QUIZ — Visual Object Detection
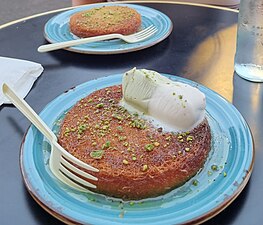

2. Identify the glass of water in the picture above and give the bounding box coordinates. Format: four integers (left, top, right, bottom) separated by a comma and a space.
234, 0, 263, 82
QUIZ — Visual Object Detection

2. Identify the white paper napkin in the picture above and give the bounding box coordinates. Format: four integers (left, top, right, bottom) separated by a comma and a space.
0, 56, 44, 106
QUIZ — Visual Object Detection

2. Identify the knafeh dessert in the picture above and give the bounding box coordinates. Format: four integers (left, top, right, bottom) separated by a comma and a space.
58, 68, 211, 200
69, 6, 142, 38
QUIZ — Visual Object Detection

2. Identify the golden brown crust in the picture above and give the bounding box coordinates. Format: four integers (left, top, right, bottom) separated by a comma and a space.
58, 85, 211, 200
69, 6, 142, 38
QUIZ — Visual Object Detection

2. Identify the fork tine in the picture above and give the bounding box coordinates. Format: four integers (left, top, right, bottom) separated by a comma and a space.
134, 28, 158, 42
56, 170, 88, 191
56, 142, 99, 172
133, 25, 154, 36
59, 163, 97, 189
61, 156, 98, 181
135, 27, 157, 39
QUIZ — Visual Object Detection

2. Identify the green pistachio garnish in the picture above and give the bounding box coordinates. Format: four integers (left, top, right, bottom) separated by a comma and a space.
192, 179, 199, 186
90, 150, 104, 159
102, 141, 111, 149
142, 164, 148, 171
96, 103, 104, 108
187, 135, 194, 141
165, 136, 171, 141
64, 127, 71, 135
112, 114, 123, 121
133, 112, 139, 117
102, 125, 109, 130
211, 165, 219, 171
145, 144, 154, 151
130, 119, 146, 129
123, 142, 129, 147
118, 136, 127, 141
117, 126, 123, 132
78, 124, 87, 134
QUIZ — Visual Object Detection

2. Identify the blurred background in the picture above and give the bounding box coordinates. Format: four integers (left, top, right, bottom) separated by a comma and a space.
0, 0, 239, 25
0, 0, 71, 25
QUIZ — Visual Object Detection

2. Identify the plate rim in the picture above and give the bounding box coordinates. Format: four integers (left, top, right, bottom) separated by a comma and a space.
43, 3, 173, 54
20, 74, 255, 225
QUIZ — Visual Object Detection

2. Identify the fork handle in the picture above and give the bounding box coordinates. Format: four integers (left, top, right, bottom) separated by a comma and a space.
2, 83, 57, 142
38, 33, 121, 52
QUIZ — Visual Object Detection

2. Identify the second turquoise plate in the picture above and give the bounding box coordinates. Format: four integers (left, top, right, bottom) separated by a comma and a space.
44, 3, 173, 54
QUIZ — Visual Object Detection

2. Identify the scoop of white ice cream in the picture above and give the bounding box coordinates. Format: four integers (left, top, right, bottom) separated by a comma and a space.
121, 68, 206, 132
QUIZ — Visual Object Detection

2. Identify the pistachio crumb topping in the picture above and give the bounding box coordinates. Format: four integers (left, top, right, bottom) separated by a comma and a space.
211, 165, 218, 171
96, 103, 104, 108
64, 127, 71, 135
192, 179, 198, 186
117, 126, 123, 132
123, 142, 129, 147
187, 135, 194, 142
123, 159, 129, 165
145, 144, 154, 151
90, 150, 104, 159
142, 164, 148, 171
130, 119, 146, 129
102, 141, 111, 149
78, 124, 87, 135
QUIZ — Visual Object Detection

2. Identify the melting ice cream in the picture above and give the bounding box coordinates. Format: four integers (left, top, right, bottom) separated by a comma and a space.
121, 68, 206, 132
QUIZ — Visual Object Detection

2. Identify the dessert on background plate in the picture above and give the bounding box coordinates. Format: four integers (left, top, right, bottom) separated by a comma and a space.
58, 68, 212, 200
43, 3, 173, 54
69, 5, 142, 38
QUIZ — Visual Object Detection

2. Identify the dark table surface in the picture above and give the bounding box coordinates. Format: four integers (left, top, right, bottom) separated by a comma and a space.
0, 2, 262, 225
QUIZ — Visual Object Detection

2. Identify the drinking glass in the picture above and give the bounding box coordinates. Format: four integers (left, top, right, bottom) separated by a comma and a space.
234, 0, 263, 82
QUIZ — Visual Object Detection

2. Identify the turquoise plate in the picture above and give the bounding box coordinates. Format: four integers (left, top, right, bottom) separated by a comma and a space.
20, 74, 254, 225
43, 3, 173, 54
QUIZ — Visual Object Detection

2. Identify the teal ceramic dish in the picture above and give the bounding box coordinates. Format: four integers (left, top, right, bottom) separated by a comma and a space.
20, 74, 254, 225
43, 3, 173, 54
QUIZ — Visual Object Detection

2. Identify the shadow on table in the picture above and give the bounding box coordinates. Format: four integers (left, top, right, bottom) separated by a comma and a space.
232, 72, 263, 144
204, 180, 251, 224
24, 187, 64, 225
44, 37, 171, 71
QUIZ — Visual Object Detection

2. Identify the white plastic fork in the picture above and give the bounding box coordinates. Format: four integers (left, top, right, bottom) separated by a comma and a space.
38, 25, 157, 52
2, 83, 99, 191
